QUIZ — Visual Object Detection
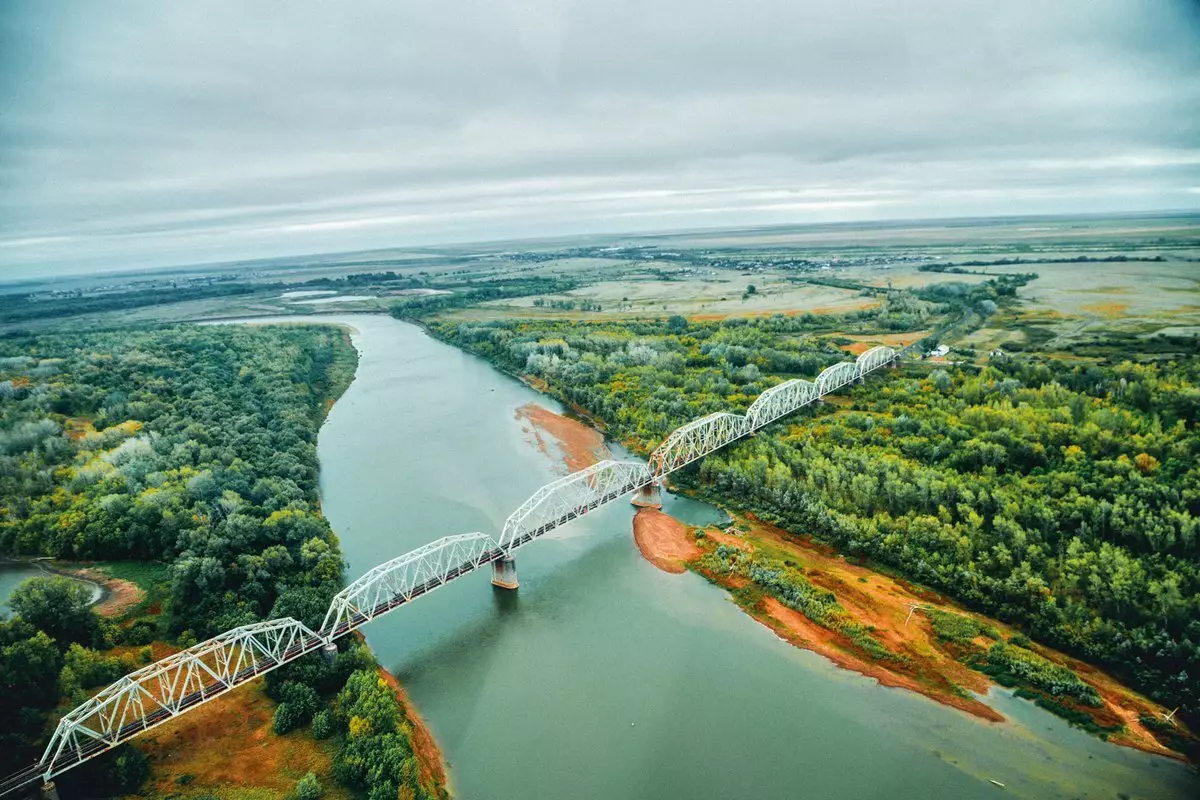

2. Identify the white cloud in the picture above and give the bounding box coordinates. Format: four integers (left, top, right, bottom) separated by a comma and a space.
0, 0, 1197, 277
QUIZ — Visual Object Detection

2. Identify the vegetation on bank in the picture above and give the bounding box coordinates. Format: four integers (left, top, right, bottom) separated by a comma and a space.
0, 324, 446, 799
696, 543, 901, 664
426, 306, 1200, 739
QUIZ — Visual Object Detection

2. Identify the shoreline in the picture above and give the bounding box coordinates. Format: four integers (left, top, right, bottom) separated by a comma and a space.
375, 663, 450, 792
628, 496, 1192, 761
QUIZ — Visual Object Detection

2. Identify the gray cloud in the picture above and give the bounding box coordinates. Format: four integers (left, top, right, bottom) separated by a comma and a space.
1, 0, 1198, 277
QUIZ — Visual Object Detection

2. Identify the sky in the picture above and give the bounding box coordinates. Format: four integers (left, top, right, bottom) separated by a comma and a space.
1, 0, 1198, 278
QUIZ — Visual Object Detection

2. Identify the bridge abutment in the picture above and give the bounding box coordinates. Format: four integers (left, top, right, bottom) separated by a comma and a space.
491, 555, 519, 590
630, 481, 662, 509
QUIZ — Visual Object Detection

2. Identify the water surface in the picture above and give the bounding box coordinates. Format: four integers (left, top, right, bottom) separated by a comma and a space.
0, 564, 41, 615
278, 314, 1194, 800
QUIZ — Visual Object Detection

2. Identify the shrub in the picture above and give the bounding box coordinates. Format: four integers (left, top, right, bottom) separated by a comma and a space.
981, 643, 1101, 706
290, 772, 321, 800
311, 709, 333, 739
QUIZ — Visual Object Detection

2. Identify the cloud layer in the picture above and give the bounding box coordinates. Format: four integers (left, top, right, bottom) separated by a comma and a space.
2, 0, 1198, 276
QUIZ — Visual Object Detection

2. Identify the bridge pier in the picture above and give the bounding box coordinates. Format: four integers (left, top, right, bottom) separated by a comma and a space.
41, 781, 60, 800
321, 641, 338, 666
630, 481, 662, 510
491, 555, 519, 590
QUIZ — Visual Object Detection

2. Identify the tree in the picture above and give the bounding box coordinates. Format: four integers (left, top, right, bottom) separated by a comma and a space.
9, 576, 101, 648
290, 772, 322, 800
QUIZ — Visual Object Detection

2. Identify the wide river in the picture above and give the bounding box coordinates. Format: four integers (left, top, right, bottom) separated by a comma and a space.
270, 314, 1193, 799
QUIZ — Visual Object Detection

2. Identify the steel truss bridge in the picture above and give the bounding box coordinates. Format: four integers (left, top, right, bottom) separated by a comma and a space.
0, 345, 906, 797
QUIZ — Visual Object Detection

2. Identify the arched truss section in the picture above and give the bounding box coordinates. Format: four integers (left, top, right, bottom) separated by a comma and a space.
649, 412, 747, 478
855, 345, 897, 376
39, 618, 321, 781
816, 361, 859, 395
321, 532, 500, 636
744, 379, 819, 431
499, 460, 652, 552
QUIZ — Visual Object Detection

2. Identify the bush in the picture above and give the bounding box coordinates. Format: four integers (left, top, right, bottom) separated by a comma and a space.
311, 709, 333, 739
274, 681, 322, 734
274, 702, 306, 735
927, 610, 997, 644
122, 620, 157, 646
981, 643, 1101, 706
290, 772, 322, 800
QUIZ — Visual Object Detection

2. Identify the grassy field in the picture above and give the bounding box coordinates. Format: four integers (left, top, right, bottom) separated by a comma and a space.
450, 275, 878, 321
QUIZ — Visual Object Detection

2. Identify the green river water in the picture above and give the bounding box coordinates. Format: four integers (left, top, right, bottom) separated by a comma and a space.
261, 314, 1192, 799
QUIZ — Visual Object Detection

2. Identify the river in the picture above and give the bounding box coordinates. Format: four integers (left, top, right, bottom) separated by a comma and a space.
258, 314, 1195, 799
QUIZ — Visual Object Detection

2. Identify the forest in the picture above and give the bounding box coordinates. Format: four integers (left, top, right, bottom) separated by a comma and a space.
0, 324, 444, 799
429, 310, 1200, 724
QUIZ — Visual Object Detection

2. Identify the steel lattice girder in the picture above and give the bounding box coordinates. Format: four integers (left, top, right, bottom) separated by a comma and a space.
855, 345, 897, 376
649, 412, 748, 477
40, 617, 321, 779
745, 379, 819, 430
321, 532, 500, 635
816, 361, 859, 395
499, 460, 653, 551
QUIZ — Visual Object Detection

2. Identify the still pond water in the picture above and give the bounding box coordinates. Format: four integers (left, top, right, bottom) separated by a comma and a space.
266, 314, 1194, 800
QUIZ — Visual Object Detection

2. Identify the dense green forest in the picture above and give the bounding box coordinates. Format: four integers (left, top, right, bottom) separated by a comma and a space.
0, 325, 444, 799
430, 313, 1200, 722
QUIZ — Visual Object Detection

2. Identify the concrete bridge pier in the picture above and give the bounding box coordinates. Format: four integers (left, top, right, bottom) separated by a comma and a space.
41, 781, 60, 800
321, 641, 338, 665
491, 555, 519, 590
631, 481, 663, 510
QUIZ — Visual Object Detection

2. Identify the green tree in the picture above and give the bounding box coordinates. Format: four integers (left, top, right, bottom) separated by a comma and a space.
9, 576, 101, 648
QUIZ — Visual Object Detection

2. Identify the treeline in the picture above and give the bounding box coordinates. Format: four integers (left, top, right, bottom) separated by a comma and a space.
920, 254, 1164, 272
391, 275, 582, 318
0, 325, 444, 798
0, 282, 261, 324
431, 315, 1200, 725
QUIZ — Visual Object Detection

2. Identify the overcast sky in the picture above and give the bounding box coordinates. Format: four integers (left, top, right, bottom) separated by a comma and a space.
1, 1, 1198, 278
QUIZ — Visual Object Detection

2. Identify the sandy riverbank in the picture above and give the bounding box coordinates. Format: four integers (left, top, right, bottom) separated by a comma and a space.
67, 566, 144, 616
634, 507, 1190, 759
21, 560, 144, 617
632, 508, 701, 574
515, 402, 610, 471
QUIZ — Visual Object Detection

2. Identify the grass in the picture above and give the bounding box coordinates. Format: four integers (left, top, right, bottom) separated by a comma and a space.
126, 679, 352, 800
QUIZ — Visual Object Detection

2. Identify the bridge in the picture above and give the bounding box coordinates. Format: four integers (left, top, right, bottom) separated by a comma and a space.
0, 344, 906, 797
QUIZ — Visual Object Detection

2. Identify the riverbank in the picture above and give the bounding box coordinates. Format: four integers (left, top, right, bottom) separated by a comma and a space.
46, 563, 143, 617
0, 558, 138, 615
635, 505, 1192, 760
376, 666, 449, 791
514, 402, 610, 472
632, 507, 701, 573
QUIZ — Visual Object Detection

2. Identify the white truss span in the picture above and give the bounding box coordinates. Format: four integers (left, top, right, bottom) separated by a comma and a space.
321, 532, 501, 636
499, 460, 653, 551
744, 379, 819, 430
816, 360, 859, 395
648, 412, 748, 476
37, 619, 321, 781
856, 345, 896, 375
7, 345, 905, 794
